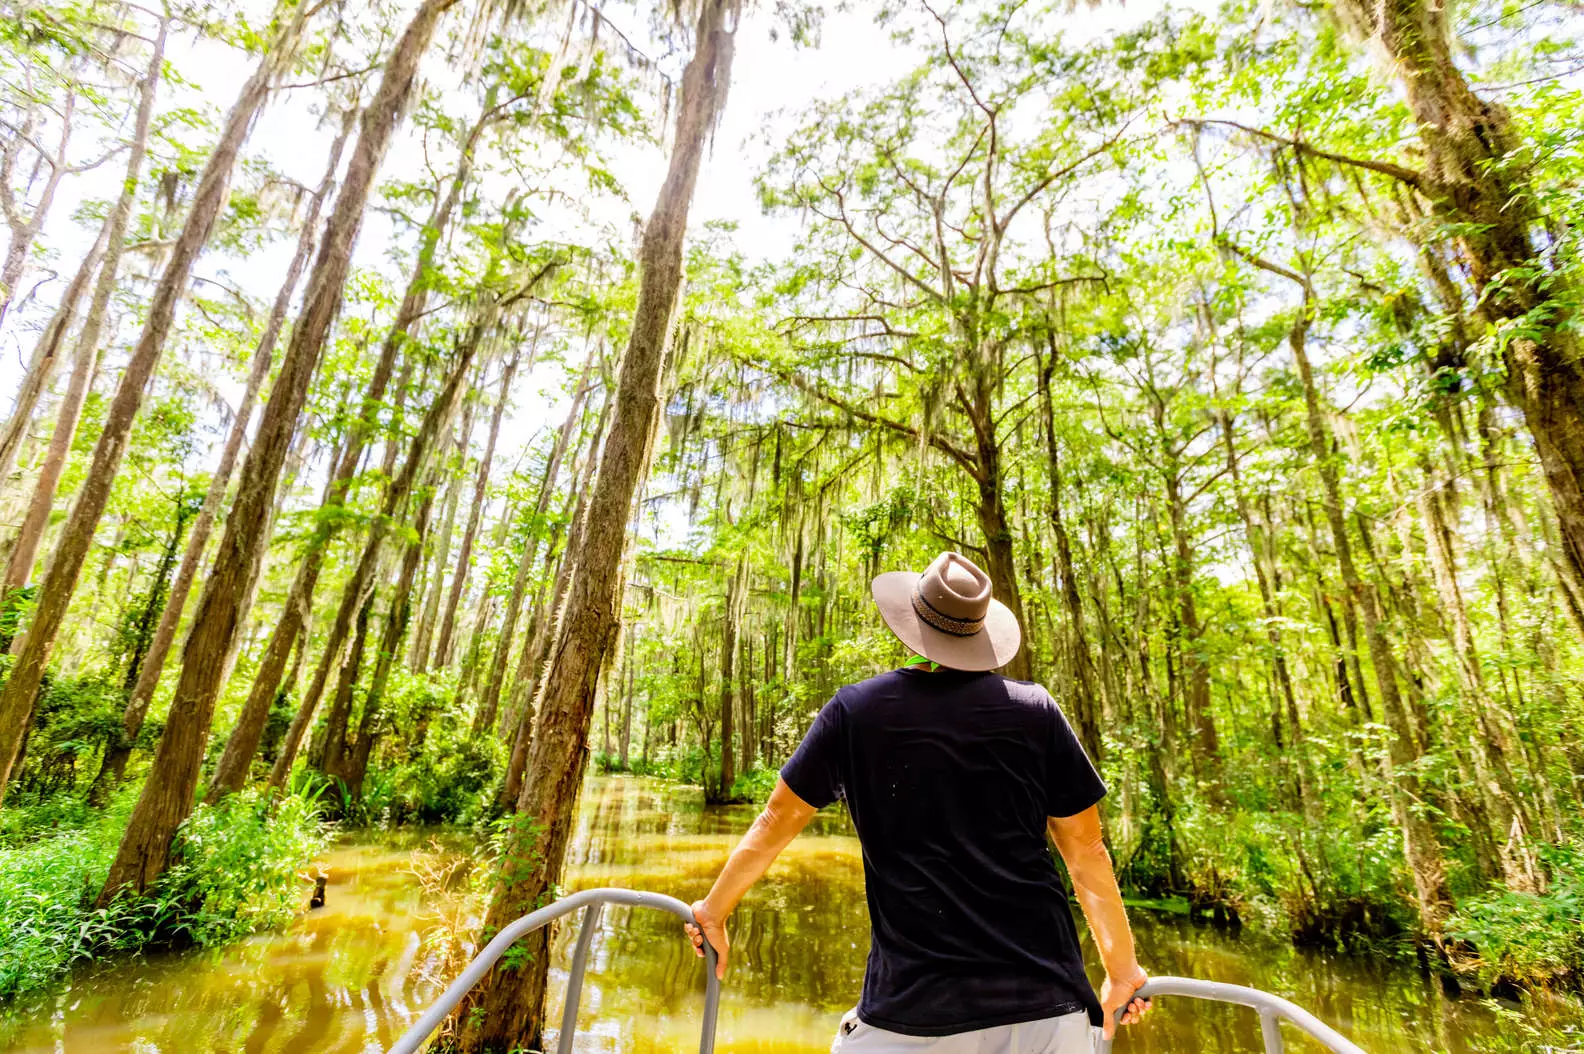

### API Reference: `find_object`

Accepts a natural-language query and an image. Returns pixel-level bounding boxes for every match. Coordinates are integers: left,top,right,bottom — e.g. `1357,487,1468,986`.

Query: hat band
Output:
911,584,985,638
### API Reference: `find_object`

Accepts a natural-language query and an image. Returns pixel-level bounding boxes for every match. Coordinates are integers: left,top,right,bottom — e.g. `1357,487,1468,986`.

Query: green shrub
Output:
0,788,326,1001
729,766,779,803
7,672,126,801
1449,840,1584,989
372,716,504,826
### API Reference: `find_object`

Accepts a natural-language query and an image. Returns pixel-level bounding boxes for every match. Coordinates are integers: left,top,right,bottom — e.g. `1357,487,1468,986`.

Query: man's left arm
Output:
685,777,818,977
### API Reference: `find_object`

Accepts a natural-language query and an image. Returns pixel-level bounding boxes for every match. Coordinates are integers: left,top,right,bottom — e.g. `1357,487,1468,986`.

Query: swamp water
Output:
0,775,1578,1053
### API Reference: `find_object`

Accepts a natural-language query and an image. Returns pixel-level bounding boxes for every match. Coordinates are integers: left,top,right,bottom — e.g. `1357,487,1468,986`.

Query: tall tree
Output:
98,110,353,799
96,0,459,899
0,3,312,803
0,15,167,608
455,0,738,1045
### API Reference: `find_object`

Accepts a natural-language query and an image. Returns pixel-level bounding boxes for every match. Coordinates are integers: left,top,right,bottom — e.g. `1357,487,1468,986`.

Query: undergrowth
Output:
1449,839,1584,991
0,788,327,1001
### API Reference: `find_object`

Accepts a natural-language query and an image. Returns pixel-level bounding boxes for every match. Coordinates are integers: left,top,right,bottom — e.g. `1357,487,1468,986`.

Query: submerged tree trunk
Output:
454,2,736,1045
95,0,456,900
0,8,310,807
101,114,350,801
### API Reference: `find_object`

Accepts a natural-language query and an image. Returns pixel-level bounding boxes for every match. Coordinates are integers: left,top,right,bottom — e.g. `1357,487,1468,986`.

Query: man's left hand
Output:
685,899,730,979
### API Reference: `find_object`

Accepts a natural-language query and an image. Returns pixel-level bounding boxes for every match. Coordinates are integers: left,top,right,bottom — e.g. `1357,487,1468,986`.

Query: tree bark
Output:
339,489,436,799
265,296,497,793
713,552,747,802
103,113,351,800
496,381,608,812
0,88,77,330
0,7,310,806
454,1,735,1044
410,417,469,672
1282,280,1455,931
1336,0,1584,622
94,0,455,900
214,60,494,764
1,21,166,610
0,225,107,498
1036,337,1103,761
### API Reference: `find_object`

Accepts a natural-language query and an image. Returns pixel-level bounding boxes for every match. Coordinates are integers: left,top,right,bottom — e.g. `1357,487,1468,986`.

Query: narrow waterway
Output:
1,776,1578,1052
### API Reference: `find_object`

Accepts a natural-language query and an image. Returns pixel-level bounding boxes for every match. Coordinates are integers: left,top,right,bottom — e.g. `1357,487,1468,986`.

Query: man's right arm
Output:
1049,805,1152,1039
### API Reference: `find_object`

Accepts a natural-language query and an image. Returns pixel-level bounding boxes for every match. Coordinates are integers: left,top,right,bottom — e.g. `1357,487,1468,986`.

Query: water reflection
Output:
0,775,1578,1053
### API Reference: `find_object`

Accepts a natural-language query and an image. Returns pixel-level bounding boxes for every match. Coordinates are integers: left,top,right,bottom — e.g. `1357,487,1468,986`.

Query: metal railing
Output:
1096,976,1369,1054
386,887,720,1054
388,889,1367,1054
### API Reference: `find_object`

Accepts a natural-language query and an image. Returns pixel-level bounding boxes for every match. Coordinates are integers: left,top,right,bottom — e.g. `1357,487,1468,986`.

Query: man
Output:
685,551,1151,1053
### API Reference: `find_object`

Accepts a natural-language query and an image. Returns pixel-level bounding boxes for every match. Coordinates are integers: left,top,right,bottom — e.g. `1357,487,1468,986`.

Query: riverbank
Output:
0,788,325,1004
2,776,1580,1053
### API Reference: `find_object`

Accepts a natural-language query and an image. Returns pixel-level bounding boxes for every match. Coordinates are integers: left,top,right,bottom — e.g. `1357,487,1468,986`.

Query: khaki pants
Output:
832,1010,1097,1054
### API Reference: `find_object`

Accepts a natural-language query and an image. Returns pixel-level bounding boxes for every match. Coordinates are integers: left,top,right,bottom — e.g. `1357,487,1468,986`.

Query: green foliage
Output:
0,789,325,1001
729,767,780,803
1450,841,1584,989
370,716,504,826
7,672,127,801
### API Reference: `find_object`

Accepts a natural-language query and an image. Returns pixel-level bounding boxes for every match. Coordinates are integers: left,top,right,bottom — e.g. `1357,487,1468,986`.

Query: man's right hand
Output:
1099,965,1151,1040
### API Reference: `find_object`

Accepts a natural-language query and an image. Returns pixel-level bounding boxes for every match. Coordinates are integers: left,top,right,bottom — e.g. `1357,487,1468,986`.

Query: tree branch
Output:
1177,117,1427,191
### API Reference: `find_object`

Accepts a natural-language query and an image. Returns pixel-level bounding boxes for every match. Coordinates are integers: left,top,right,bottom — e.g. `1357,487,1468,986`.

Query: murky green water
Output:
1,775,1579,1053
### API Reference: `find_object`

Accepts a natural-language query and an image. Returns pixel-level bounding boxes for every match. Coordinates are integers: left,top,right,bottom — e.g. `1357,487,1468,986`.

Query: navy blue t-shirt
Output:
780,667,1106,1035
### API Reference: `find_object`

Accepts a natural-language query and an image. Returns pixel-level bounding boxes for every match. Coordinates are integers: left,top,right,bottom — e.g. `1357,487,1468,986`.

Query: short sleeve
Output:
1044,694,1106,817
780,692,846,809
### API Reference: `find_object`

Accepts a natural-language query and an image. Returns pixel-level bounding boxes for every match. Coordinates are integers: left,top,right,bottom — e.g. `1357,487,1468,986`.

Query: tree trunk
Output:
214,61,491,763
101,113,350,801
967,398,1031,681
0,226,107,498
463,350,529,732
410,420,469,672
714,552,747,802
619,621,634,769
1036,339,1103,761
1415,461,1538,890
0,7,310,807
341,489,432,801
1284,287,1455,931
94,0,456,900
119,492,196,698
264,297,493,794
316,592,375,780
1339,0,1584,623
496,382,608,812
1,22,166,614
0,91,76,331
454,2,735,1044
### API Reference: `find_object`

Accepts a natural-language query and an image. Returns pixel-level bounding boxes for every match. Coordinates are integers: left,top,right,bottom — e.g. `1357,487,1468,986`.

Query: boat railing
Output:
1096,975,1369,1054
388,888,1368,1054
386,887,720,1054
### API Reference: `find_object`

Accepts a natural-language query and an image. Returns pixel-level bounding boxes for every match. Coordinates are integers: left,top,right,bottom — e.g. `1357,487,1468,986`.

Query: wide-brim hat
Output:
872,551,1022,672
